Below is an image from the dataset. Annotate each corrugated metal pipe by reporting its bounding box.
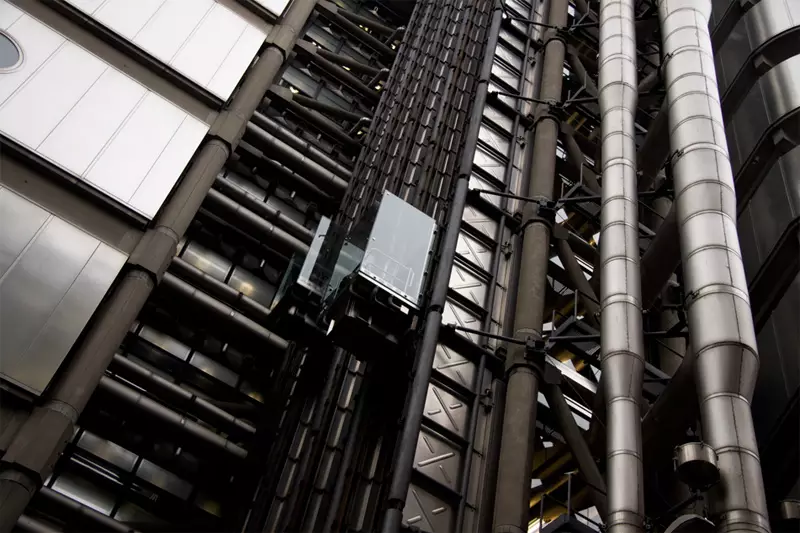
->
[98,376,248,460]
[598,0,646,531]
[109,353,256,437]
[657,1,771,531]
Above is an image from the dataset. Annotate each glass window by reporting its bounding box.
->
[479,123,511,157]
[499,28,525,54]
[492,61,520,90]
[136,460,193,499]
[253,0,292,17]
[495,43,522,70]
[0,32,21,70]
[305,24,340,51]
[181,241,231,282]
[115,501,163,526]
[228,266,276,307]
[318,86,350,110]
[483,104,513,132]
[189,352,238,387]
[77,431,138,472]
[473,145,507,183]
[138,326,191,361]
[52,472,116,515]
[281,65,320,96]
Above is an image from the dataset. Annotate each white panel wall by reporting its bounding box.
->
[0,187,127,395]
[0,2,209,219]
[64,0,271,99]
[253,0,292,17]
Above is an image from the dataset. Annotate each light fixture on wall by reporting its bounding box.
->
[0,30,22,72]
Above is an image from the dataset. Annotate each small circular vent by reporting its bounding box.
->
[0,31,22,71]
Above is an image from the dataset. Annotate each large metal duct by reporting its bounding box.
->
[598,0,646,531]
[97,376,247,460]
[657,1,770,532]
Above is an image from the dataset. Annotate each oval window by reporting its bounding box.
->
[0,32,21,71]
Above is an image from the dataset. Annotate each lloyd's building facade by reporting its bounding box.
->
[0,1,797,533]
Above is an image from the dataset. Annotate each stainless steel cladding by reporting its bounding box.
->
[657,1,771,531]
[598,1,646,531]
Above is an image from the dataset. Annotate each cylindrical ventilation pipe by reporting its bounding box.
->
[212,174,315,244]
[657,1,770,531]
[315,48,382,76]
[15,516,60,533]
[97,376,248,460]
[250,112,354,181]
[108,353,256,436]
[159,272,288,353]
[203,188,310,257]
[37,487,138,533]
[244,123,349,196]
[598,1,646,531]
[290,93,365,123]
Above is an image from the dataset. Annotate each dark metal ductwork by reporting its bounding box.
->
[159,272,288,353]
[108,353,256,437]
[212,175,315,244]
[203,188,310,257]
[243,123,348,197]
[35,487,138,533]
[97,376,247,460]
[250,112,353,181]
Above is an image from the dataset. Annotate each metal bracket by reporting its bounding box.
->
[264,25,297,61]
[517,199,558,234]
[524,338,547,366]
[479,388,494,412]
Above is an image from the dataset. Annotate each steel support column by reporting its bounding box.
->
[493,1,570,531]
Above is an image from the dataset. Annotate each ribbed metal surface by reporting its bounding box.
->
[598,1,645,531]
[336,0,492,229]
[657,1,771,531]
